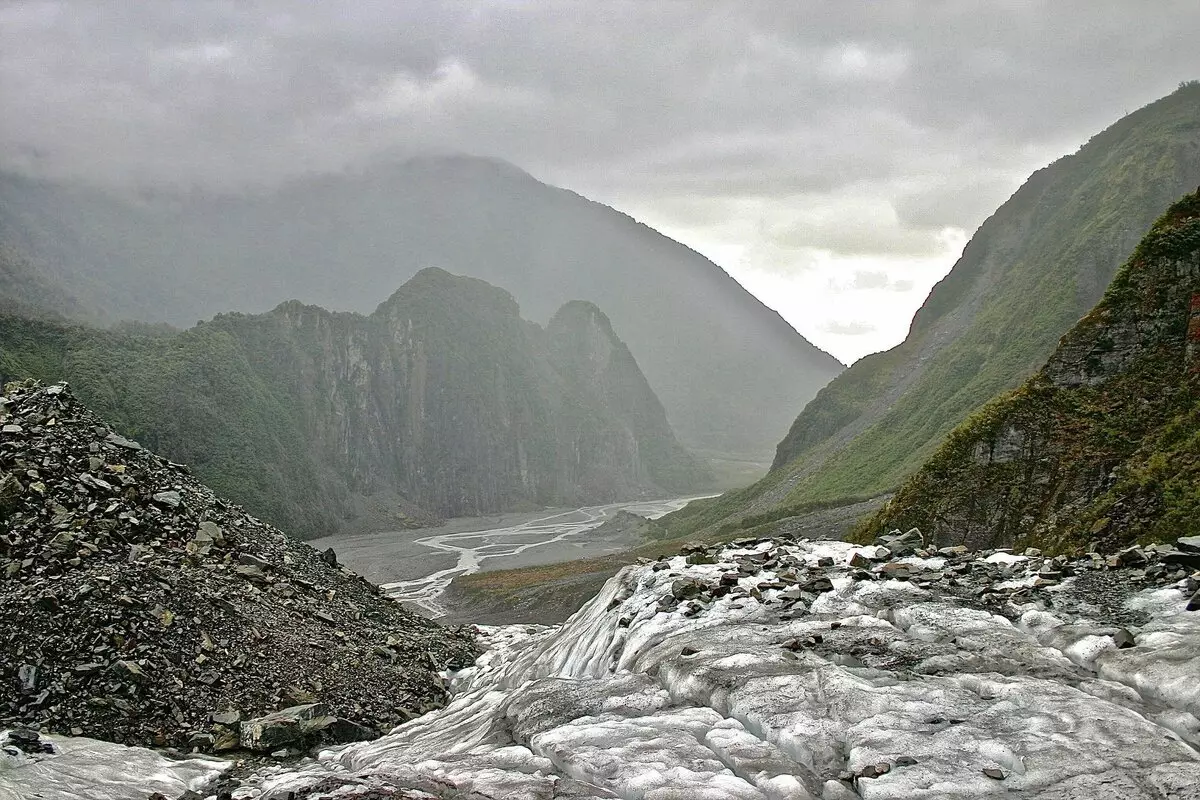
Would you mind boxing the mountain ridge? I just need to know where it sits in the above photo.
[0,155,843,458]
[661,83,1200,539]
[857,189,1200,550]
[0,268,709,538]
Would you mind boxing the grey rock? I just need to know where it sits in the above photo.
[239,703,330,752]
[105,432,143,450]
[195,521,225,546]
[110,660,149,683]
[152,490,182,507]
[187,732,215,750]
[1177,535,1200,554]
[1117,546,1148,566]
[0,471,23,516]
[1186,588,1200,612]
[983,767,1005,780]
[671,578,707,600]
[238,552,271,569]
[1164,550,1200,570]
[210,710,242,727]
[322,717,376,744]
[17,664,38,692]
[1112,628,1136,649]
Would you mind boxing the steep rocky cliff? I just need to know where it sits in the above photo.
[0,269,708,538]
[0,156,843,458]
[858,189,1200,551]
[662,83,1200,539]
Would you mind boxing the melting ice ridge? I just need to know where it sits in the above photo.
[255,539,1200,799]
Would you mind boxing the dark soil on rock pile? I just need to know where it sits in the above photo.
[0,381,477,750]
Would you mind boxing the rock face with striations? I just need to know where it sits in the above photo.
[0,269,709,537]
[0,380,478,750]
[858,189,1200,551]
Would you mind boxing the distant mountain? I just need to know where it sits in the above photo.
[663,83,1200,538]
[858,189,1200,550]
[0,268,709,538]
[0,244,92,322]
[0,157,843,458]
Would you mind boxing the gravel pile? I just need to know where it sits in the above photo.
[0,380,477,752]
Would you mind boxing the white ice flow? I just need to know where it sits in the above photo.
[253,539,1200,800]
[0,731,228,800]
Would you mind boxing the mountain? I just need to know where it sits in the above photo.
[0,156,843,458]
[0,380,477,749]
[0,244,92,322]
[663,83,1200,537]
[0,269,708,538]
[857,189,1200,551]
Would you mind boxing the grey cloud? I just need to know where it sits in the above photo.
[835,272,918,293]
[849,272,915,292]
[1,1,1198,256]
[821,320,877,336]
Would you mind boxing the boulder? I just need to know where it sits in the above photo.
[239,703,332,752]
[671,578,707,601]
[1177,536,1200,554]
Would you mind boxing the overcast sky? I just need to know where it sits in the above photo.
[3,2,1199,362]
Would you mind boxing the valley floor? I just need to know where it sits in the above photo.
[309,496,710,616]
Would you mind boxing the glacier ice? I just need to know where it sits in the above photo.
[5,538,1199,800]
[247,539,1200,799]
[0,730,228,800]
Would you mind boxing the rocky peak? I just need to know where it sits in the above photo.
[374,266,523,322]
[1,270,708,537]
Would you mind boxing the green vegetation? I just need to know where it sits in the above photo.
[0,269,709,538]
[665,82,1200,539]
[855,191,1200,552]
[0,314,333,536]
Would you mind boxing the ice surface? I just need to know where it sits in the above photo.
[0,730,228,800]
[248,540,1200,799]
[9,540,1200,799]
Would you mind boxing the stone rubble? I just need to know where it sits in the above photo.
[0,381,477,754]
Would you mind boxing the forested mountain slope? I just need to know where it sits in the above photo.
[0,269,707,538]
[858,189,1200,550]
[665,83,1200,538]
